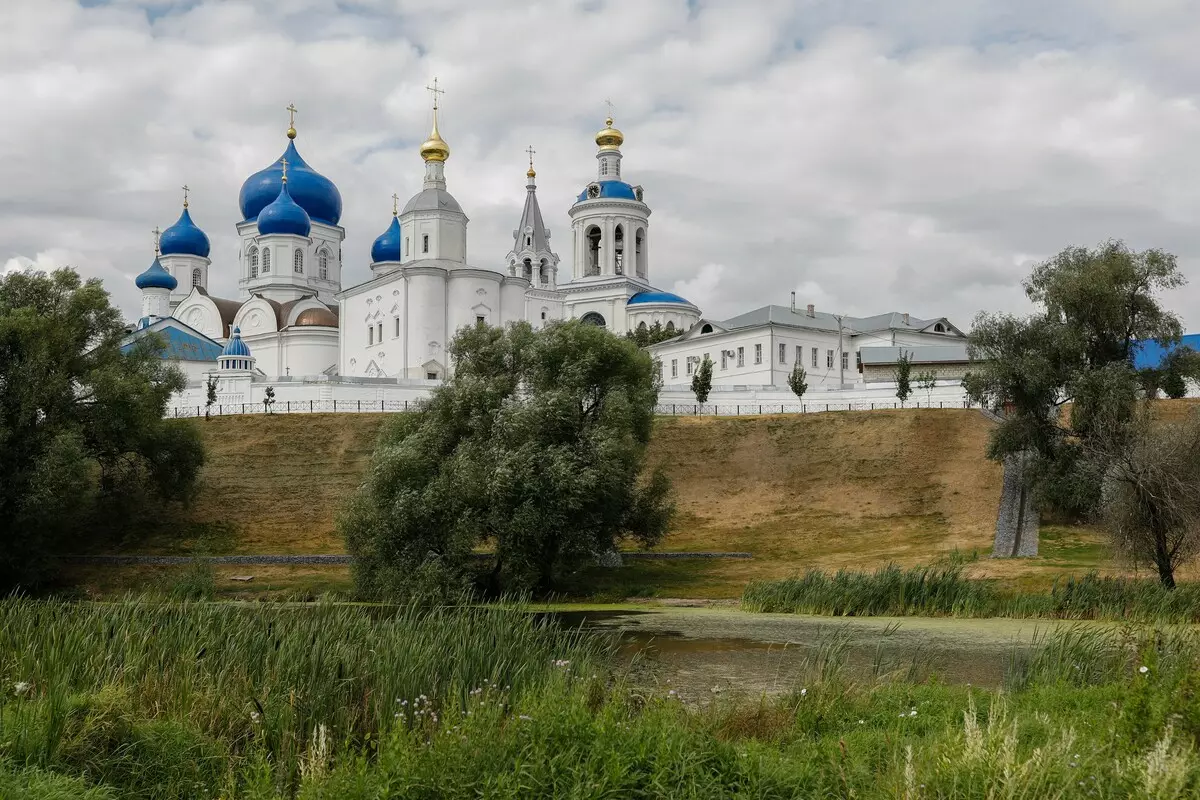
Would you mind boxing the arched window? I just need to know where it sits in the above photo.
[422,234,429,254]
[665,321,676,333]
[934,322,946,333]
[318,250,329,280]
[614,225,624,275]
[249,247,259,278]
[580,312,606,328]
[405,237,410,257]
[585,226,602,276]
[635,229,646,278]
[637,322,647,333]
[600,160,608,176]
[293,248,304,274]
[261,248,271,273]
[523,258,532,279]
[191,268,202,287]
[700,323,713,334]
[526,235,531,246]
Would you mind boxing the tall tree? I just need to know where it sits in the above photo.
[625,321,677,348]
[343,320,674,598]
[691,355,713,404]
[894,351,912,407]
[0,268,204,589]
[964,240,1189,520]
[205,375,217,420]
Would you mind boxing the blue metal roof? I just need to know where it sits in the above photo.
[134,256,177,291]
[222,327,252,357]
[159,207,210,258]
[122,322,222,362]
[1132,334,1200,369]
[256,181,311,237]
[239,138,342,225]
[371,215,402,263]
[628,291,691,306]
[576,180,638,202]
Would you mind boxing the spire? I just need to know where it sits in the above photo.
[513,160,550,256]
[526,144,536,180]
[286,102,298,140]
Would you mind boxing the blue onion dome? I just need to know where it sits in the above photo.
[239,138,342,226]
[135,256,177,291]
[628,291,691,305]
[371,215,402,263]
[222,327,251,357]
[159,207,210,258]
[256,181,312,237]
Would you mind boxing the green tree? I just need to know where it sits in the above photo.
[342,320,674,598]
[0,268,204,589]
[625,321,678,348]
[894,351,912,407]
[205,375,217,420]
[263,386,275,414]
[787,362,807,400]
[1159,346,1200,400]
[964,240,1187,523]
[916,370,938,405]
[691,355,713,404]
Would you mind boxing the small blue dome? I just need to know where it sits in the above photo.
[256,181,312,237]
[239,139,342,226]
[371,215,402,263]
[159,207,210,258]
[222,327,251,357]
[628,291,691,306]
[576,180,638,203]
[135,256,177,291]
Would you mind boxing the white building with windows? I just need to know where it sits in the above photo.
[129,94,967,410]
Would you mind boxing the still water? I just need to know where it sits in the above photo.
[548,607,1106,701]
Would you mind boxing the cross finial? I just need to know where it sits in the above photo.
[426,77,445,110]
[286,103,298,139]
[603,97,615,123]
[391,192,399,216]
[181,184,189,209]
[152,226,162,255]
[525,145,536,169]
[280,155,289,183]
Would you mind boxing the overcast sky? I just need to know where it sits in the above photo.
[4,0,1200,329]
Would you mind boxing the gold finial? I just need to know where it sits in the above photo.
[596,99,624,150]
[181,184,189,209]
[280,156,289,184]
[391,192,399,216]
[420,78,450,162]
[152,226,161,255]
[286,103,298,139]
[525,145,536,179]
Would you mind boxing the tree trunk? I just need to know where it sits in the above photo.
[1154,533,1176,590]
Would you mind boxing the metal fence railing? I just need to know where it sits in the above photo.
[171,398,974,418]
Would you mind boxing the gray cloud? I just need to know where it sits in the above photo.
[4,0,1200,330]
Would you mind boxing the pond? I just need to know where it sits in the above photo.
[548,607,1113,701]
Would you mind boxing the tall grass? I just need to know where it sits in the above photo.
[742,564,1200,623]
[0,597,605,797]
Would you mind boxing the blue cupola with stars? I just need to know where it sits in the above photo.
[371,199,402,263]
[256,162,312,238]
[238,110,342,226]
[159,204,210,258]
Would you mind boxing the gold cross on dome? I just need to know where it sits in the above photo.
[280,156,289,182]
[426,77,445,110]
[286,103,298,127]
[525,145,536,169]
[392,192,399,215]
[152,226,161,254]
[603,97,615,120]
[181,184,189,208]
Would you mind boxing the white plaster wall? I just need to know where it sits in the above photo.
[408,269,447,376]
[499,278,528,326]
[402,212,467,264]
[280,328,339,376]
[173,295,227,340]
[447,273,499,334]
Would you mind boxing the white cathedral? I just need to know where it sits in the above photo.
[127,94,969,410]
[129,95,703,391]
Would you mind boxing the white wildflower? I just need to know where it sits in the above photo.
[13,681,31,696]
[519,714,533,721]
[250,711,262,724]
[1139,665,1150,675]
[799,688,807,697]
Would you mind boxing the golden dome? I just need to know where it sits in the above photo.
[595,116,624,150]
[527,166,536,179]
[294,307,338,327]
[420,108,450,163]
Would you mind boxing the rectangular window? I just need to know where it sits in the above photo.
[476,315,486,325]
[426,371,438,380]
[394,318,400,338]
[779,343,786,364]
[721,351,727,370]
[737,347,745,367]
[754,344,762,365]
[422,234,429,253]
[671,359,678,378]
[368,326,373,345]
[811,347,818,368]
[826,349,834,369]
[841,351,849,370]
[378,322,383,342]
[686,357,694,377]
[405,237,410,256]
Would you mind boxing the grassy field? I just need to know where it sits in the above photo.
[71,406,1200,600]
[4,597,1200,798]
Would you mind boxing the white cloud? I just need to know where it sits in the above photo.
[3,0,1200,330]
